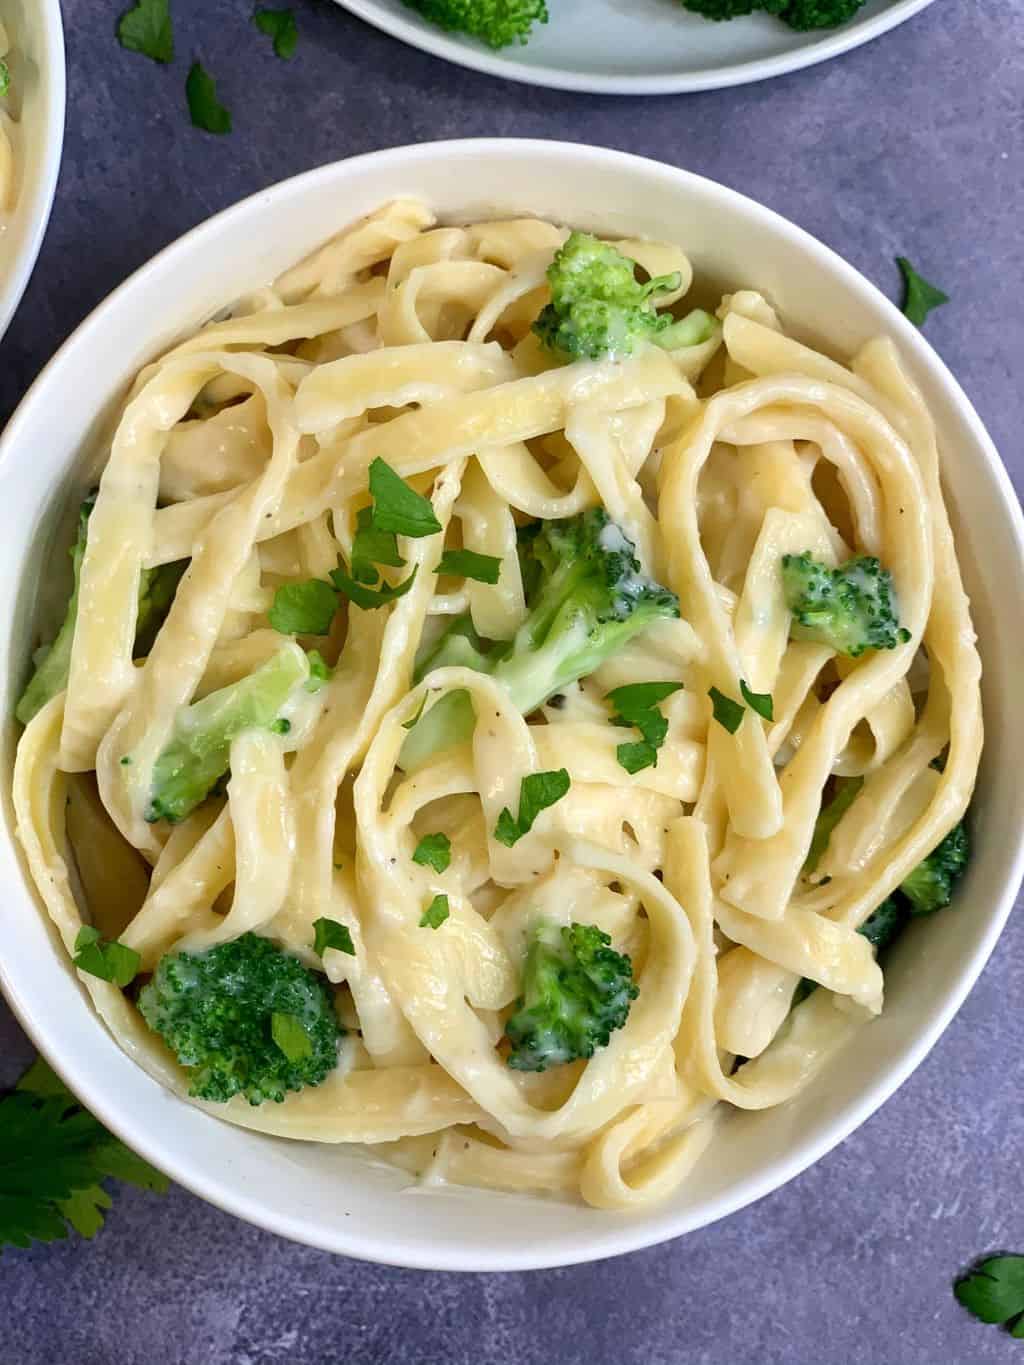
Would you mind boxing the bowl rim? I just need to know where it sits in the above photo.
[2,138,1023,1271]
[332,0,937,96]
[0,0,65,343]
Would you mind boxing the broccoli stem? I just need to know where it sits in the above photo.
[15,496,94,725]
[399,509,680,770]
[145,645,308,824]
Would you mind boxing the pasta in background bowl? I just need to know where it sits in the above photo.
[1,141,1021,1269]
[0,0,63,343]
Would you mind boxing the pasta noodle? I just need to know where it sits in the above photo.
[11,200,982,1211]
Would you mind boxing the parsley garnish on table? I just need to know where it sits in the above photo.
[253,7,299,60]
[0,1057,168,1251]
[897,257,949,328]
[116,0,175,64]
[955,1255,1024,1338]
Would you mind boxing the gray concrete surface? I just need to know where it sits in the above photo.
[2,0,1023,1361]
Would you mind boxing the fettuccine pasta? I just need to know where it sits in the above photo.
[12,200,982,1211]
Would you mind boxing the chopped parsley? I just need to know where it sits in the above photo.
[435,548,502,585]
[351,505,405,584]
[252,7,298,59]
[709,681,774,734]
[72,926,140,988]
[420,893,450,929]
[116,0,174,64]
[605,680,683,774]
[312,916,356,957]
[367,458,441,539]
[897,257,949,328]
[268,578,339,635]
[955,1254,1024,1338]
[186,62,232,136]
[330,564,418,611]
[412,832,452,873]
[270,1011,313,1063]
[708,686,745,735]
[494,769,570,847]
[739,679,774,722]
[0,61,9,99]
[269,717,291,736]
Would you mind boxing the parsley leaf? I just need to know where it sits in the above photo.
[616,741,659,774]
[494,769,571,847]
[117,0,174,64]
[897,257,949,328]
[412,832,451,873]
[268,579,338,635]
[351,505,404,583]
[252,6,298,59]
[436,549,502,585]
[955,1255,1024,1335]
[0,61,10,99]
[606,681,683,774]
[186,62,232,136]
[312,916,355,957]
[73,926,140,987]
[420,893,450,929]
[368,459,441,538]
[330,564,418,611]
[709,686,745,735]
[739,679,774,722]
[271,1012,313,1063]
[1,1057,168,1250]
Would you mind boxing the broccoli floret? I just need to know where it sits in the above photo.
[399,0,547,47]
[146,646,308,824]
[532,231,717,362]
[778,0,865,28]
[504,920,638,1072]
[680,0,864,28]
[400,508,680,767]
[899,822,969,915]
[782,551,910,658]
[16,494,188,725]
[138,932,340,1105]
[857,896,908,952]
[680,0,785,17]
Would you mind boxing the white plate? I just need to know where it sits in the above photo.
[0,0,64,342]
[1,140,1021,1271]
[334,0,935,94]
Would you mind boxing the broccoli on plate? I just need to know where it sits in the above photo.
[399,0,548,47]
[400,508,680,768]
[680,0,865,29]
[533,232,716,362]
[138,932,340,1105]
[504,920,638,1072]
[782,551,911,658]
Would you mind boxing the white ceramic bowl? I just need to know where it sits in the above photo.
[334,0,935,95]
[0,0,64,341]
[1,140,1021,1271]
